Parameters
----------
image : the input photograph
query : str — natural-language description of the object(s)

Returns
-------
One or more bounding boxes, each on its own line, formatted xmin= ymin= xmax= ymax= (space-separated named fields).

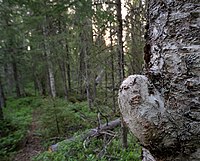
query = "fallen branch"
xmin=49 ymin=118 xmax=121 ymax=152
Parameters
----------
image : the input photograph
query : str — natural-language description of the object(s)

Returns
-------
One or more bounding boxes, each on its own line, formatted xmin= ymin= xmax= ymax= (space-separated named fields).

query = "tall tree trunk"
xmin=4 ymin=62 xmax=13 ymax=96
xmin=116 ymin=0 xmax=128 ymax=149
xmin=83 ymin=18 xmax=93 ymax=109
xmin=0 ymin=79 xmax=6 ymax=107
xmin=47 ymin=54 xmax=56 ymax=98
xmin=105 ymin=69 xmax=108 ymax=104
xmin=119 ymin=1 xmax=200 ymax=160
xmin=11 ymin=53 xmax=21 ymax=97
xmin=109 ymin=23 xmax=116 ymax=113
xmin=0 ymin=100 xmax=3 ymax=121
xmin=78 ymin=32 xmax=86 ymax=97
xmin=66 ymin=43 xmax=71 ymax=92
xmin=59 ymin=59 xmax=68 ymax=99
xmin=85 ymin=52 xmax=92 ymax=109
xmin=0 ymin=78 xmax=5 ymax=120
xmin=57 ymin=19 xmax=69 ymax=99
xmin=116 ymin=0 xmax=125 ymax=83
xmin=43 ymin=18 xmax=56 ymax=98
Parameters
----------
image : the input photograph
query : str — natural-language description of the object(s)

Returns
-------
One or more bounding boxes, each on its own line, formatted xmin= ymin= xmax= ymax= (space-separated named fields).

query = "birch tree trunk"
xmin=119 ymin=1 xmax=200 ymax=160
xmin=43 ymin=17 xmax=56 ymax=98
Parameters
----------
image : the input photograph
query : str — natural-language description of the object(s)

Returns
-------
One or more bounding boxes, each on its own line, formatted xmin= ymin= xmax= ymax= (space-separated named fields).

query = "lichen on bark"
xmin=118 ymin=0 xmax=200 ymax=160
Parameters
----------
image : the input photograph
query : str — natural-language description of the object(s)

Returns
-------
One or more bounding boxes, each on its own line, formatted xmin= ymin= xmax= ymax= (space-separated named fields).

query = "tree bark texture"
xmin=119 ymin=1 xmax=200 ymax=161
xmin=116 ymin=0 xmax=125 ymax=83
xmin=43 ymin=18 xmax=56 ymax=98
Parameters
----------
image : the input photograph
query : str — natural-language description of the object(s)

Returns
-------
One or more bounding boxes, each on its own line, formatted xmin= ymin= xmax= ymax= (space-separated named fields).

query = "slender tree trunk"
xmin=41 ymin=77 xmax=47 ymax=96
xmin=83 ymin=18 xmax=93 ymax=109
xmin=116 ymin=0 xmax=128 ymax=149
xmin=130 ymin=8 xmax=139 ymax=74
xmin=11 ymin=53 xmax=21 ymax=97
xmin=119 ymin=1 xmax=200 ymax=160
xmin=116 ymin=0 xmax=125 ymax=82
xmin=43 ymin=17 xmax=56 ymax=98
xmin=3 ymin=63 xmax=13 ymax=96
xmin=85 ymin=53 xmax=92 ymax=109
xmin=66 ymin=43 xmax=71 ymax=92
xmin=109 ymin=24 xmax=116 ymax=113
xmin=32 ymin=62 xmax=44 ymax=96
xmin=59 ymin=60 xmax=68 ymax=99
xmin=78 ymin=35 xmax=85 ymax=97
xmin=57 ymin=19 xmax=69 ymax=99
xmin=105 ymin=69 xmax=108 ymax=104
xmin=47 ymin=55 xmax=56 ymax=98
xmin=0 ymin=78 xmax=5 ymax=120
xmin=0 ymin=101 xmax=3 ymax=121
xmin=111 ymin=53 xmax=116 ymax=113
xmin=0 ymin=78 xmax=6 ymax=107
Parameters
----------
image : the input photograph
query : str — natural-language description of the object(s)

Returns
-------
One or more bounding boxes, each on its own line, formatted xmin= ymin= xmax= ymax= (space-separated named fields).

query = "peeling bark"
xmin=119 ymin=1 xmax=200 ymax=160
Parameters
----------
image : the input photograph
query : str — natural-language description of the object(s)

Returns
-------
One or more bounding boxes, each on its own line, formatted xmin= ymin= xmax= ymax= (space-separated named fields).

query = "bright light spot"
xmin=27 ymin=46 xmax=31 ymax=51
xmin=121 ymin=0 xmax=127 ymax=19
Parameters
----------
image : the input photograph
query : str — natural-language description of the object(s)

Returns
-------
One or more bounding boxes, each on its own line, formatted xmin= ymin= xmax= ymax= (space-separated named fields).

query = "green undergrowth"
xmin=33 ymin=132 xmax=141 ymax=161
xmin=37 ymin=98 xmax=97 ymax=147
xmin=33 ymin=97 xmax=141 ymax=160
xmin=0 ymin=96 xmax=142 ymax=161
xmin=0 ymin=97 xmax=34 ymax=161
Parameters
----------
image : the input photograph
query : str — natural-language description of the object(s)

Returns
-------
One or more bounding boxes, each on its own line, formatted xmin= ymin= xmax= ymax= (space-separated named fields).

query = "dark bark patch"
xmin=129 ymin=95 xmax=141 ymax=106
xmin=144 ymin=43 xmax=152 ymax=67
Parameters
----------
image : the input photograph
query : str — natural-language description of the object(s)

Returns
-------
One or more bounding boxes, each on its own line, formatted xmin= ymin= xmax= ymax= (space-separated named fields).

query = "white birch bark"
xmin=47 ymin=57 xmax=56 ymax=98
xmin=43 ymin=17 xmax=56 ymax=98
xmin=119 ymin=1 xmax=200 ymax=160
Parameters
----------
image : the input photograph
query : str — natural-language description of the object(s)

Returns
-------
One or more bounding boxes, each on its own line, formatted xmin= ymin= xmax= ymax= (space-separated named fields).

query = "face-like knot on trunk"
xmin=129 ymin=95 xmax=141 ymax=106
xmin=118 ymin=75 xmax=164 ymax=146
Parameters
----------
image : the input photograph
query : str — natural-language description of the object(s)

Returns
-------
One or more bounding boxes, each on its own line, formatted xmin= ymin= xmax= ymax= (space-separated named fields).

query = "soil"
xmin=14 ymin=110 xmax=44 ymax=161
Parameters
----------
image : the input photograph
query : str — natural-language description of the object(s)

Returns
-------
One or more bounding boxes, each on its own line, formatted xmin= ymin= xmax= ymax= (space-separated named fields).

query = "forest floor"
xmin=14 ymin=109 xmax=44 ymax=161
